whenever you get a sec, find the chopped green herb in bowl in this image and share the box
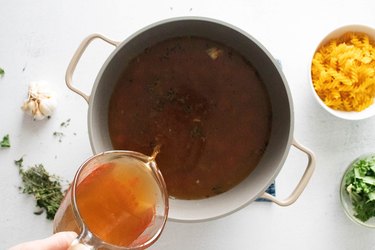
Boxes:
[340,154,375,227]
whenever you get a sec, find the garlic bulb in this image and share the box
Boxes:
[22,82,57,120]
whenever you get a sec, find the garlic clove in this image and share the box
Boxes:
[39,97,57,116]
[33,109,45,120]
[22,100,36,116]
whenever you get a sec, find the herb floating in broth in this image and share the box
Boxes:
[15,157,66,220]
[0,134,10,147]
[344,155,375,222]
[0,67,4,77]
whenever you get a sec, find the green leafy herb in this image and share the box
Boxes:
[53,131,64,142]
[344,155,375,222]
[0,134,10,147]
[14,157,24,168]
[0,68,4,77]
[53,119,71,142]
[15,157,65,220]
[60,118,71,128]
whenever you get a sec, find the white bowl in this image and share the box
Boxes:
[309,25,375,120]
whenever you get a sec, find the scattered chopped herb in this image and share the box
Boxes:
[14,157,65,220]
[211,185,224,195]
[183,104,193,114]
[166,88,177,102]
[53,131,64,142]
[154,99,165,112]
[0,134,10,147]
[344,155,375,222]
[0,67,4,77]
[53,119,71,142]
[60,118,71,127]
[14,157,23,168]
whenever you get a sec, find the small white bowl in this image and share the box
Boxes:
[309,25,375,120]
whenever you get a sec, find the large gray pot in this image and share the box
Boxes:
[66,17,315,222]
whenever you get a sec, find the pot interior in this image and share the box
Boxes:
[88,17,293,222]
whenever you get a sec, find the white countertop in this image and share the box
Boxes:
[1,0,375,249]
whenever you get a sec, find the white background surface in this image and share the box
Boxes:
[1,0,375,249]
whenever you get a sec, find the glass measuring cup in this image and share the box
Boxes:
[53,150,169,250]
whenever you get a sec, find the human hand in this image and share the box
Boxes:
[9,231,77,250]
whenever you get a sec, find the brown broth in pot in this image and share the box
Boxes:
[108,36,272,199]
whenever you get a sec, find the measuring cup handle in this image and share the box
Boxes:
[68,238,94,250]
[260,138,316,206]
[65,34,120,103]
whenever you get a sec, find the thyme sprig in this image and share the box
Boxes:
[15,157,65,220]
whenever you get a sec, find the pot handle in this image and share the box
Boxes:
[65,34,120,103]
[260,138,315,206]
